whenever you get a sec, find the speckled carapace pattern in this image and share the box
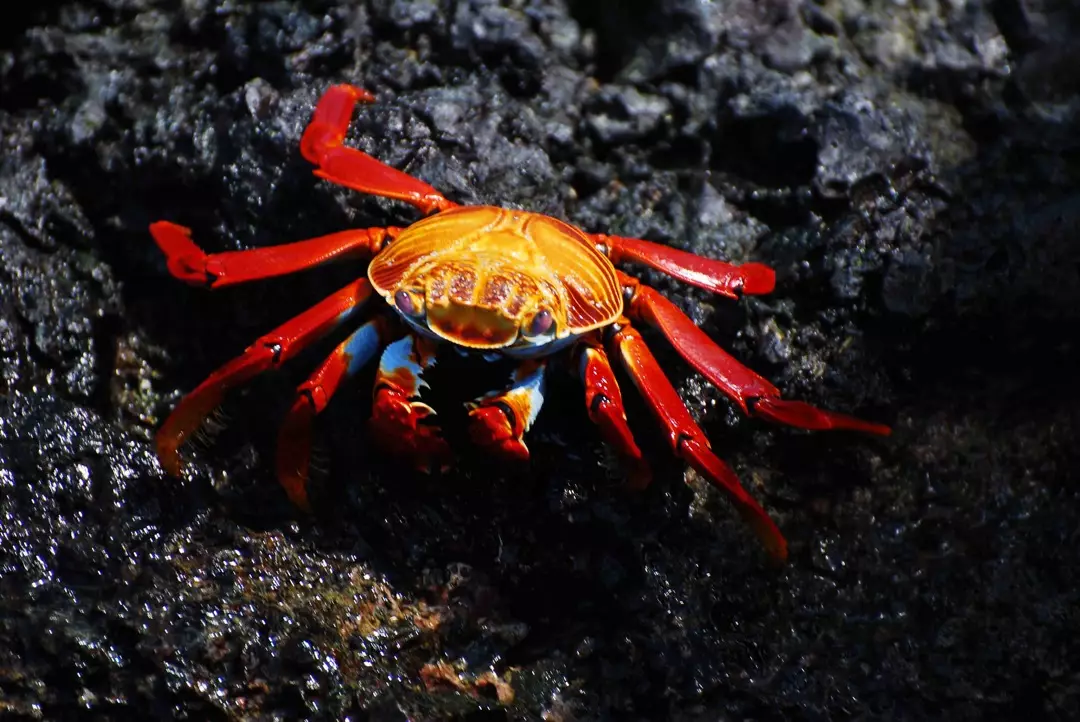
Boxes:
[367,205,622,345]
[0,1,1078,720]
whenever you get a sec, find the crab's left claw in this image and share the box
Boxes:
[465,360,547,463]
[467,406,532,462]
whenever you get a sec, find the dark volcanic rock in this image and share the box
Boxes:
[1,0,1078,720]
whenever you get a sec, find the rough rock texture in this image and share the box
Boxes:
[1,0,1078,719]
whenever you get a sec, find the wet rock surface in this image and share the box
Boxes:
[1,0,1078,719]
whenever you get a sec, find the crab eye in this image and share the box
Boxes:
[524,309,554,338]
[394,290,423,318]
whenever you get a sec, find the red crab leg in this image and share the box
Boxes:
[300,84,458,215]
[275,316,396,509]
[572,339,650,489]
[619,272,891,436]
[370,335,452,472]
[150,221,396,289]
[467,359,547,463]
[590,233,776,299]
[609,322,788,561]
[156,279,374,476]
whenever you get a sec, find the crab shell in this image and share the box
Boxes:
[367,205,624,358]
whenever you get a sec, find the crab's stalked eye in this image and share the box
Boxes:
[524,309,554,338]
[394,290,424,318]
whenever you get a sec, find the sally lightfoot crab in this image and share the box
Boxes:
[150,84,890,561]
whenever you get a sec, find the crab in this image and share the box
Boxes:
[150,84,890,561]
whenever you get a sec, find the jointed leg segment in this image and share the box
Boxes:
[609,322,788,561]
[619,272,891,436]
[150,222,396,288]
[582,267,889,560]
[591,232,776,299]
[275,317,395,509]
[300,84,458,215]
[574,339,649,489]
[156,279,375,476]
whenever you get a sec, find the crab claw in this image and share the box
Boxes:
[464,360,546,464]
[371,386,451,473]
[370,336,451,473]
[467,405,531,462]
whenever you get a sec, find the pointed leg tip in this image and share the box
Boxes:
[156,437,184,477]
[740,262,776,295]
[149,221,180,242]
[832,416,893,437]
[751,396,891,437]
[738,507,788,563]
[761,530,789,564]
[149,221,198,251]
[287,490,313,513]
[624,461,652,491]
[678,437,791,562]
[278,472,313,512]
[158,455,182,478]
[767,545,789,565]
[340,84,375,102]
[149,220,182,235]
